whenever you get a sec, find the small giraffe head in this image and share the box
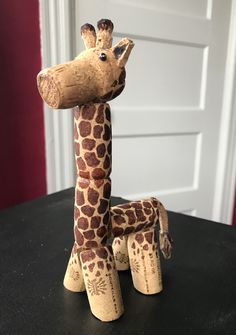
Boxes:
[37,19,134,109]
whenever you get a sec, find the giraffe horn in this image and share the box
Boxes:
[81,23,96,49]
[96,19,114,49]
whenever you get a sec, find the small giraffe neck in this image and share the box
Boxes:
[73,103,112,251]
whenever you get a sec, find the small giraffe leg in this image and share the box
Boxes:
[63,243,85,292]
[127,228,162,295]
[80,245,124,322]
[112,236,129,271]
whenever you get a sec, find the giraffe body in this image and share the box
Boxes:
[37,19,172,322]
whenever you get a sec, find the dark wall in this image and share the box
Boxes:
[0,0,46,209]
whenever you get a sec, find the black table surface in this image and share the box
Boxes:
[0,188,236,335]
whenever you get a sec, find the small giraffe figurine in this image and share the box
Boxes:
[37,19,172,322]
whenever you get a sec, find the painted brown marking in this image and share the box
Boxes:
[143,244,148,251]
[77,217,89,230]
[96,248,108,259]
[77,157,86,171]
[106,264,112,271]
[119,203,131,209]
[91,216,101,229]
[132,202,142,209]
[94,179,104,188]
[145,231,153,244]
[79,171,90,179]
[92,168,106,179]
[126,210,136,225]
[84,152,100,167]
[75,143,80,156]
[107,142,111,155]
[143,201,152,208]
[105,107,111,121]
[81,104,96,120]
[95,271,101,277]
[124,226,135,235]
[135,233,144,244]
[118,68,126,84]
[95,107,105,124]
[112,208,123,215]
[144,208,152,215]
[88,263,95,272]
[93,125,103,138]
[81,250,96,263]
[85,240,98,248]
[81,205,95,217]
[103,155,110,169]
[97,261,104,269]
[88,187,99,205]
[103,212,110,225]
[97,226,107,238]
[83,230,95,240]
[131,242,136,249]
[96,143,106,158]
[82,138,96,150]
[135,209,146,222]
[79,121,91,137]
[113,227,124,237]
[74,227,84,246]
[135,223,146,232]
[76,190,85,206]
[74,206,80,220]
[103,182,111,199]
[114,215,126,225]
[98,199,109,214]
[103,124,111,141]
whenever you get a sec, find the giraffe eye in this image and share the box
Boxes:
[99,53,107,61]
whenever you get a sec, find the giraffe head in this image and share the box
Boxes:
[37,19,134,109]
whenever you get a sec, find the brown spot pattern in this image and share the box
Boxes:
[88,188,99,205]
[79,121,91,137]
[82,138,96,150]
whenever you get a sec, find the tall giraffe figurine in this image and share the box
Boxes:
[37,19,172,322]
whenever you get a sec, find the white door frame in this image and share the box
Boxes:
[39,0,76,194]
[213,0,236,224]
[39,0,236,224]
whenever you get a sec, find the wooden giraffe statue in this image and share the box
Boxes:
[37,19,172,322]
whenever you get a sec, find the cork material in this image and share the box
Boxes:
[80,245,124,321]
[112,236,129,271]
[110,198,173,260]
[74,177,111,248]
[128,228,162,295]
[74,104,111,180]
[81,23,96,49]
[63,243,85,292]
[37,23,134,109]
[96,19,114,49]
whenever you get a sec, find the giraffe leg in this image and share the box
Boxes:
[63,242,85,292]
[80,245,124,322]
[127,228,162,295]
[112,236,129,271]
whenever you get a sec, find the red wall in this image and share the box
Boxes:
[0,0,46,209]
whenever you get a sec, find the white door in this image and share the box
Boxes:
[74,0,233,220]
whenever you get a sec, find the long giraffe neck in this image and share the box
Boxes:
[73,103,112,251]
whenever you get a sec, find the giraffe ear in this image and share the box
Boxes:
[112,38,134,67]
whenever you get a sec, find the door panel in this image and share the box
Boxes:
[75,0,232,219]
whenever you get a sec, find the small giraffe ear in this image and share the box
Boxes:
[112,38,134,68]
